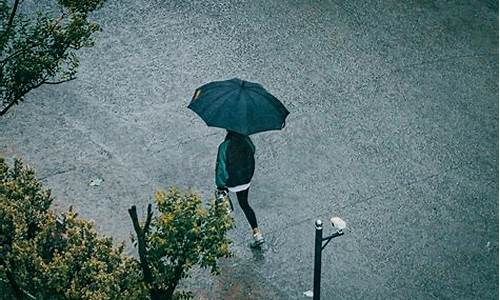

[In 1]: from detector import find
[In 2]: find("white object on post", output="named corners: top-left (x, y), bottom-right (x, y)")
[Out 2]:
top-left (330, 217), bottom-right (346, 231)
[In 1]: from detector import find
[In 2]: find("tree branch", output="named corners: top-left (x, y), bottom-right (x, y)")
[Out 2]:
top-left (6, 0), bottom-right (20, 32)
top-left (144, 204), bottom-right (153, 234)
top-left (45, 77), bottom-right (76, 85)
top-left (2, 41), bottom-right (64, 75)
top-left (0, 47), bottom-right (25, 67)
top-left (128, 204), bottom-right (167, 300)
top-left (166, 261), bottom-right (185, 299)
top-left (0, 100), bottom-right (17, 116)
top-left (0, 0), bottom-right (24, 62)
top-left (128, 205), bottom-right (151, 281)
top-left (4, 268), bottom-right (36, 300)
top-left (0, 76), bottom-right (47, 116)
top-left (5, 269), bottom-right (24, 300)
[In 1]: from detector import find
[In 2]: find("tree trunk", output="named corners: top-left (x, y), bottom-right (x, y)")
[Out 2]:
top-left (128, 205), bottom-right (168, 300)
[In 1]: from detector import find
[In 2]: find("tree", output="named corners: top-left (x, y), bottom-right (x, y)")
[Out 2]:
top-left (0, 157), bottom-right (148, 299)
top-left (129, 188), bottom-right (234, 300)
top-left (0, 0), bottom-right (106, 115)
top-left (0, 157), bottom-right (234, 299)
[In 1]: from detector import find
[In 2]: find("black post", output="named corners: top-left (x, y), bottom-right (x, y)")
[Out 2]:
top-left (313, 219), bottom-right (323, 300)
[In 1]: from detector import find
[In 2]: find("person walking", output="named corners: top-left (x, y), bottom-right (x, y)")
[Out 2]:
top-left (215, 130), bottom-right (264, 247)
top-left (188, 78), bottom-right (289, 247)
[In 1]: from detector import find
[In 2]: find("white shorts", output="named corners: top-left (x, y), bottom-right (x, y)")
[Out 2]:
top-left (227, 183), bottom-right (251, 193)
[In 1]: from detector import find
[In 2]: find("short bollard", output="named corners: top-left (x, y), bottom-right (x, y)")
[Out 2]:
top-left (312, 217), bottom-right (346, 300)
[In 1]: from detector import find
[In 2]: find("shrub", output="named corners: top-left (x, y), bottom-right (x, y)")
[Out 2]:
top-left (129, 188), bottom-right (233, 300)
top-left (0, 158), bottom-right (234, 299)
top-left (0, 158), bottom-right (147, 299)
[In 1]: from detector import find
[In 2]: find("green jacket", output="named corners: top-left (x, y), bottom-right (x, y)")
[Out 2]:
top-left (215, 133), bottom-right (255, 189)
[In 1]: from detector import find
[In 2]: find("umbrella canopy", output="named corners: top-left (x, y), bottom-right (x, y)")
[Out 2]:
top-left (188, 78), bottom-right (289, 135)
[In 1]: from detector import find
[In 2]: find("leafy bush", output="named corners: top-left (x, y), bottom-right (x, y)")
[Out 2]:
top-left (134, 188), bottom-right (233, 299)
top-left (0, 158), bottom-right (234, 299)
top-left (0, 158), bottom-right (147, 299)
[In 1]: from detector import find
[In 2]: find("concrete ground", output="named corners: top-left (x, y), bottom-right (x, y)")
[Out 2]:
top-left (1, 0), bottom-right (498, 299)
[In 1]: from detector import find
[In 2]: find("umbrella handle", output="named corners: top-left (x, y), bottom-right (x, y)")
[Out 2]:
top-left (281, 119), bottom-right (286, 129)
top-left (192, 89), bottom-right (201, 101)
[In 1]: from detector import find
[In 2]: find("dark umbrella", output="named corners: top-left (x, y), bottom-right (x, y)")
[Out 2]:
top-left (187, 78), bottom-right (289, 135)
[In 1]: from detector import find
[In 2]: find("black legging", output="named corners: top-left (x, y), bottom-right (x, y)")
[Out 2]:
top-left (236, 188), bottom-right (258, 229)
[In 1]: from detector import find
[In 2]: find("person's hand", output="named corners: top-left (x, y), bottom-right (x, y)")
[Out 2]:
top-left (215, 188), bottom-right (228, 202)
top-left (214, 188), bottom-right (233, 212)
top-left (217, 187), bottom-right (228, 194)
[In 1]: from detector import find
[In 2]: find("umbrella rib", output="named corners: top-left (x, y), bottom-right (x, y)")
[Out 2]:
top-left (241, 89), bottom-right (249, 133)
top-left (243, 89), bottom-right (272, 133)
top-left (248, 88), bottom-right (287, 117)
top-left (247, 87), bottom-right (289, 115)
top-left (245, 88), bottom-right (289, 133)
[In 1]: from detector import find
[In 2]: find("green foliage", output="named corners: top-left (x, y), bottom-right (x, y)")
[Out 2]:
top-left (0, 158), bottom-right (147, 299)
top-left (144, 188), bottom-right (234, 298)
top-left (0, 158), bottom-right (234, 299)
top-left (57, 0), bottom-right (105, 14)
top-left (0, 0), bottom-right (106, 114)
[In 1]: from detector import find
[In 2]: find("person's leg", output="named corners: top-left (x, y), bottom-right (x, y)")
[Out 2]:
top-left (236, 188), bottom-right (258, 229)
top-left (236, 188), bottom-right (264, 247)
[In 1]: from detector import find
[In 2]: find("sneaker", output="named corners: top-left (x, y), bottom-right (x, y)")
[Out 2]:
top-left (251, 229), bottom-right (264, 248)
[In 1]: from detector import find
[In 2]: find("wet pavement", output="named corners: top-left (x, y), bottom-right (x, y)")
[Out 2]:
top-left (1, 0), bottom-right (498, 299)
